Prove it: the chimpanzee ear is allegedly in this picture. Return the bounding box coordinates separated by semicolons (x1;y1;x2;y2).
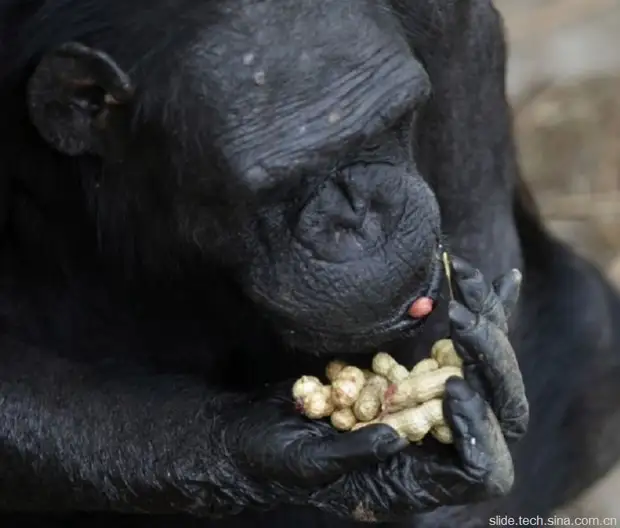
27;42;134;156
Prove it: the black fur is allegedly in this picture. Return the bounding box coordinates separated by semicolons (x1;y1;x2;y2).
0;0;619;527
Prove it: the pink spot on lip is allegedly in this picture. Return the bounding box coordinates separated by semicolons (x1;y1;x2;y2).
408;297;434;319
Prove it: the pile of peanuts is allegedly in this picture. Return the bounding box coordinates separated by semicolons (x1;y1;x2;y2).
292;339;464;444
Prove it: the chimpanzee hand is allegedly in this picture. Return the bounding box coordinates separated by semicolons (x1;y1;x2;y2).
222;258;528;522
448;255;529;445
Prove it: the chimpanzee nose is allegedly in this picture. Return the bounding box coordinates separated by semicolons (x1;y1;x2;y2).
330;171;369;230
294;169;386;263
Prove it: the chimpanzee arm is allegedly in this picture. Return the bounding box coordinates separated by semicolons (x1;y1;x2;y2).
0;335;408;518
0;336;255;515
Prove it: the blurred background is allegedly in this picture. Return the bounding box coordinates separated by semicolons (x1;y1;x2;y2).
493;0;620;519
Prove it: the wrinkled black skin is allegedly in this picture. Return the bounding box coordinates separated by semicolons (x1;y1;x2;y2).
0;0;620;527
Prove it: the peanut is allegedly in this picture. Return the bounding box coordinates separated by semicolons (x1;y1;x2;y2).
410;358;439;376
386;364;410;383
332;366;366;408
292;376;324;401
326;360;347;382
431;339;463;368
353;374;389;422
354;398;446;442
331;407;357;431
302;386;335;419
431;424;454;444
337;366;366;385
371;352;399;378
383;366;463;413
361;369;375;380
292;343;461;444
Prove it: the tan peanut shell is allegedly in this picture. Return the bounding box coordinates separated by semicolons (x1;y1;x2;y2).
331;367;366;408
371;352;399;378
293;345;459;444
410;358;439;376
337;366;366;385
292;376;324;401
431;339;463;368
331;407;357;431
303;388;335;419
354;398;446;442
326;360;347;382
384;366;463;412
353;374;389;422
386;364;409;383
431;424;454;444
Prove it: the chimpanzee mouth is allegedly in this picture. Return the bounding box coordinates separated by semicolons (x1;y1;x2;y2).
375;245;445;335
274;244;446;355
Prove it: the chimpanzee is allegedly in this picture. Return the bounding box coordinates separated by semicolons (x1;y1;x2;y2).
0;0;619;527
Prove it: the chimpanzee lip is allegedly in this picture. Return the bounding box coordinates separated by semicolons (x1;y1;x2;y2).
376;244;444;333
273;243;446;354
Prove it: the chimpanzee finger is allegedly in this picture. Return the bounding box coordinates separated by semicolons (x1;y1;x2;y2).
491;269;522;322
450;255;506;331
449;301;529;443
461;363;490;402
450;256;521;333
294;424;409;483
442;377;515;496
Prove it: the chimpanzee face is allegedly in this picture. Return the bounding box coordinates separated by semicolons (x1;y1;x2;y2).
27;0;443;354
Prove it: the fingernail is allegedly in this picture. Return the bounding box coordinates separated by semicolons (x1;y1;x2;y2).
451;256;476;277
449;301;476;331
510;268;523;284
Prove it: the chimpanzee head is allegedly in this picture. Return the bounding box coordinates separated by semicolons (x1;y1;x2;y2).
24;0;443;354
